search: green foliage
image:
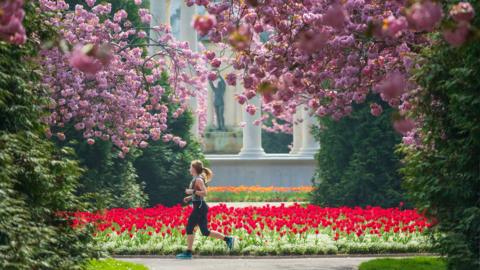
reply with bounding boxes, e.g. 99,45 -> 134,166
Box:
262,130 -> 293,153
401,4 -> 480,268
0,3 -> 99,269
85,259 -> 148,270
359,257 -> 446,270
261,115 -> 293,153
312,96 -> 406,208
0,134 -> 100,269
58,133 -> 148,209
134,75 -> 205,207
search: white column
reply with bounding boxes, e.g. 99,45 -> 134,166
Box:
239,96 -> 265,157
289,107 -> 303,155
298,106 -> 320,156
179,2 -> 199,136
149,0 -> 171,56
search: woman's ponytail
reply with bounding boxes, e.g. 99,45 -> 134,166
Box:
201,167 -> 213,184
191,160 -> 213,184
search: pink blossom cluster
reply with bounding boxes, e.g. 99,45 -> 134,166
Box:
189,0 -> 476,143
443,2 -> 475,47
38,0 -> 209,155
0,0 -> 26,45
190,0 -> 421,132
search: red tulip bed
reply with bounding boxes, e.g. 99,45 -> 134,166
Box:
72,204 -> 434,255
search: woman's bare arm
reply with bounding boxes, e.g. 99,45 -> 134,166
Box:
194,178 -> 208,197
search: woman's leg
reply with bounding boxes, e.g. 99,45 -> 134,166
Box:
187,233 -> 195,250
208,230 -> 226,240
198,205 -> 234,249
208,229 -> 235,251
197,207 -> 227,240
185,211 -> 198,252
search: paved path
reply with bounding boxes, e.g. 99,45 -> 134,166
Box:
119,257 -> 375,270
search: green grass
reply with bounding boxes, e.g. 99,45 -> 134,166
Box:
359,257 -> 446,270
86,258 -> 148,270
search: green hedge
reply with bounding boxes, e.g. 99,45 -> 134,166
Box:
57,132 -> 148,210
262,130 -> 293,154
0,3 -> 99,268
311,96 -> 407,208
401,3 -> 480,268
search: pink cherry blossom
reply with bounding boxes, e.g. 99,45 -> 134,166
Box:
443,22 -> 470,47
178,141 -> 187,148
370,103 -> 383,117
187,0 -> 426,132
246,104 -> 256,115
38,0 -> 209,153
0,0 -> 26,45
235,94 -> 247,105
113,9 -> 128,22
205,51 -> 216,60
228,25 -> 252,51
69,44 -> 104,74
375,72 -> 407,102
323,4 -> 346,29
208,72 -> 217,81
402,135 -> 416,146
210,58 -> 221,68
226,73 -> 237,86
162,134 -> 173,142
406,1 -> 443,32
450,2 -> 475,23
393,118 -> 416,135
85,0 -> 95,8
192,14 -> 216,36
383,16 -> 408,37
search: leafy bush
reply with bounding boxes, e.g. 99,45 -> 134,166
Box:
261,115 -> 293,153
59,134 -> 148,209
262,130 -> 293,153
0,134 -> 100,269
311,96 -> 407,208
401,5 -> 480,268
0,4 -> 99,268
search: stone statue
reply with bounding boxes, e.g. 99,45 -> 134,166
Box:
209,73 -> 226,131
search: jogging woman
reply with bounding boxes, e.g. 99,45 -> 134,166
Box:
176,160 -> 234,259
